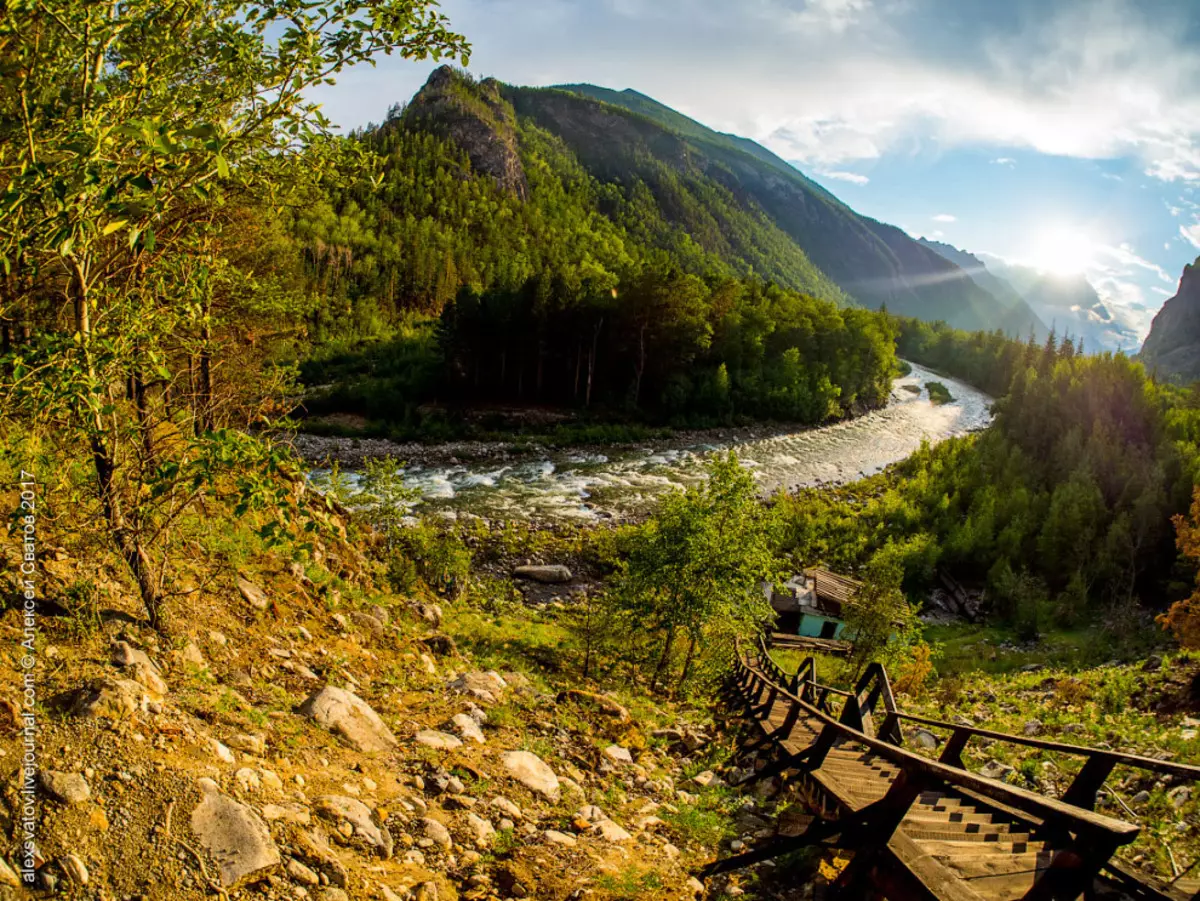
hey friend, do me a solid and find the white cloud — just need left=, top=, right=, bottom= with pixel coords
left=816, top=169, right=870, bottom=185
left=932, top=213, right=957, bottom=222
left=991, top=157, right=1016, bottom=166
left=1182, top=222, right=1200, bottom=250
left=782, top=0, right=874, bottom=36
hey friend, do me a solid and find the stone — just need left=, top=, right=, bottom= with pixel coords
left=557, top=690, right=630, bottom=723
left=349, top=611, right=387, bottom=635
left=235, top=768, right=261, bottom=792
left=1132, top=790, right=1152, bottom=805
left=466, top=813, right=496, bottom=847
left=451, top=713, right=486, bottom=744
left=448, top=671, right=508, bottom=705
left=314, top=796, right=393, bottom=858
left=210, top=739, right=236, bottom=764
left=39, top=770, right=91, bottom=805
left=1023, top=720, right=1044, bottom=736
left=286, top=859, right=321, bottom=886
left=1169, top=786, right=1191, bottom=808
left=237, top=575, right=270, bottom=610
left=190, top=783, right=281, bottom=888
left=227, top=733, right=267, bottom=756
left=543, top=830, right=576, bottom=847
left=261, top=803, right=311, bottom=825
left=181, top=642, right=208, bottom=669
left=0, top=858, right=18, bottom=887
left=69, top=678, right=150, bottom=719
left=603, top=745, right=633, bottom=765
left=60, top=854, right=88, bottom=886
left=576, top=805, right=606, bottom=824
left=911, top=729, right=940, bottom=750
left=292, top=829, right=348, bottom=888
left=980, top=761, right=1015, bottom=781
left=417, top=817, right=453, bottom=851
left=423, top=635, right=458, bottom=657
left=513, top=564, right=572, bottom=584
left=592, top=819, right=632, bottom=843
left=415, top=730, right=463, bottom=751
left=491, top=797, right=522, bottom=820
left=300, top=685, right=398, bottom=753
left=501, top=751, right=560, bottom=801
left=414, top=883, right=439, bottom=901
left=692, top=771, right=720, bottom=788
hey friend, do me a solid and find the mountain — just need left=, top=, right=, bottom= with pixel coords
left=1140, top=258, right=1200, bottom=383
left=917, top=239, right=1048, bottom=339
left=526, top=82, right=1005, bottom=331
left=976, top=255, right=1137, bottom=353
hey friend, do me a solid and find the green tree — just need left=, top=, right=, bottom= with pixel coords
left=0, top=0, right=468, bottom=628
left=841, top=555, right=922, bottom=680
left=613, top=451, right=782, bottom=695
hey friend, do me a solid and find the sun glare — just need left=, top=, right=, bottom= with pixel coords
left=1024, top=225, right=1097, bottom=276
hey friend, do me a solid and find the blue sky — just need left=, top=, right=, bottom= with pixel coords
left=312, top=0, right=1200, bottom=343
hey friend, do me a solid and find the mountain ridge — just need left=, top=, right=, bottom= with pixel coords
left=527, top=79, right=1004, bottom=331
left=1140, top=258, right=1200, bottom=383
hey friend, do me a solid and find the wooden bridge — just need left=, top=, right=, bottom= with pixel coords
left=705, top=637, right=1200, bottom=901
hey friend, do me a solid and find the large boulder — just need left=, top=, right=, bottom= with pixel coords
left=513, top=565, right=572, bottom=584
left=300, top=685, right=397, bottom=753
left=190, top=781, right=281, bottom=888
left=501, top=751, right=560, bottom=802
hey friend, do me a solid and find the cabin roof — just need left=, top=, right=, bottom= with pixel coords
left=803, top=567, right=861, bottom=609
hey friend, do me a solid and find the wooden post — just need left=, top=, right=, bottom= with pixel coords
left=1062, top=756, right=1117, bottom=811
left=939, top=728, right=971, bottom=768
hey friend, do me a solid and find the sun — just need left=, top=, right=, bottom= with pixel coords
left=1023, top=225, right=1097, bottom=276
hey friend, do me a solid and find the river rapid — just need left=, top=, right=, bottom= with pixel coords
left=314, top=363, right=992, bottom=525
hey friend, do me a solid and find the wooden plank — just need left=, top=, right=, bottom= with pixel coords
left=742, top=660, right=1139, bottom=845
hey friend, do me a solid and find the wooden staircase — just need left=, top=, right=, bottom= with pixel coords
left=703, top=638, right=1200, bottom=901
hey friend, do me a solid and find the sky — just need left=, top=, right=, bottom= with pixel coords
left=310, top=0, right=1200, bottom=344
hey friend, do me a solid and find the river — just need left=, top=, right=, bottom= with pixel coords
left=315, top=362, right=992, bottom=524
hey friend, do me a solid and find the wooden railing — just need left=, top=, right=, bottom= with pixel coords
left=736, top=639, right=1200, bottom=899
left=731, top=642, right=1145, bottom=898
left=893, top=710, right=1200, bottom=811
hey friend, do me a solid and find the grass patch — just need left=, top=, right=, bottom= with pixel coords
left=595, top=866, right=664, bottom=899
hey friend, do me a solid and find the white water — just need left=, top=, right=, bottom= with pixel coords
left=324, top=363, right=992, bottom=524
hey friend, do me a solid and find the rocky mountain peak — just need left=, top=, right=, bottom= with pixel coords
left=405, top=66, right=529, bottom=200
left=1141, top=258, right=1200, bottom=383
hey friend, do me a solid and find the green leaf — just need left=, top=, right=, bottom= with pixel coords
left=215, top=155, right=230, bottom=179
left=143, top=228, right=156, bottom=252
left=102, top=219, right=128, bottom=236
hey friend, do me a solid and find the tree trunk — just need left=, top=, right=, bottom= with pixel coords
left=198, top=319, right=214, bottom=433
left=650, top=624, right=676, bottom=694
left=633, top=323, right=646, bottom=408
left=573, top=342, right=582, bottom=401
left=71, top=260, right=165, bottom=631
left=677, top=634, right=698, bottom=695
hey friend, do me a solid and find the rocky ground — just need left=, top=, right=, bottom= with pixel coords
left=2, top=501, right=828, bottom=901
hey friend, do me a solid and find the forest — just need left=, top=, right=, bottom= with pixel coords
left=295, top=98, right=896, bottom=429
left=780, top=318, right=1200, bottom=642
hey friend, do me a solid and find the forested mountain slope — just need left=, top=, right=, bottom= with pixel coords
left=520, top=82, right=1005, bottom=331
left=298, top=68, right=897, bottom=426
